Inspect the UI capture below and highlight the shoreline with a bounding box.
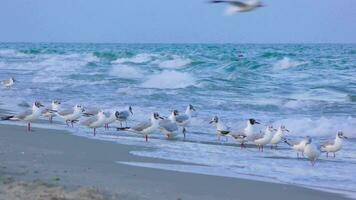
[0,123,352,200]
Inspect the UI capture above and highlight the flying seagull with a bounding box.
[210,0,264,15]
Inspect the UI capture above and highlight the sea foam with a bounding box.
[273,57,307,70]
[110,65,144,79]
[140,71,195,89]
[158,56,191,69]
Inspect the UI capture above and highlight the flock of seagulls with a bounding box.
[0,74,350,166]
[209,116,349,166]
[0,93,349,166]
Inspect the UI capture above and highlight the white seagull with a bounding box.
[118,112,163,142]
[284,136,309,158]
[56,104,85,127]
[1,101,44,131]
[321,131,348,158]
[270,125,289,149]
[1,77,16,88]
[210,0,264,15]
[81,110,106,136]
[103,111,119,130]
[303,137,321,166]
[252,125,276,152]
[243,118,261,141]
[170,104,196,138]
[159,110,179,139]
[42,100,61,123]
[115,106,133,127]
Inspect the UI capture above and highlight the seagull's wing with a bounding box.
[118,111,130,120]
[160,120,178,132]
[81,116,98,126]
[175,114,189,123]
[84,108,100,116]
[15,110,32,120]
[58,108,74,116]
[251,134,264,141]
[131,121,151,132]
[288,140,301,146]
[321,140,334,147]
[42,106,54,114]
[210,0,246,6]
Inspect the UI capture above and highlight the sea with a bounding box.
[0,43,355,198]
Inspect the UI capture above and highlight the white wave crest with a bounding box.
[273,57,307,70]
[140,71,196,89]
[273,116,356,138]
[0,49,29,58]
[110,65,144,79]
[158,56,191,69]
[113,53,153,64]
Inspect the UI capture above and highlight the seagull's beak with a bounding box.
[343,136,348,139]
[39,103,45,107]
[285,129,290,132]
[255,121,260,124]
[209,120,214,124]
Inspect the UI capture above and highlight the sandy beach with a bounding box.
[0,122,351,200]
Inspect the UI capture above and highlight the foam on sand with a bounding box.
[140,70,196,89]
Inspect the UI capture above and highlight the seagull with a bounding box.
[321,131,348,158]
[303,137,320,166]
[210,0,264,15]
[209,116,231,141]
[1,101,44,131]
[252,125,276,152]
[81,110,106,136]
[118,112,163,142]
[159,110,179,139]
[1,77,16,88]
[209,116,247,147]
[243,118,261,141]
[270,125,289,149]
[56,105,85,127]
[284,136,309,158]
[103,111,119,130]
[42,100,61,123]
[115,106,133,127]
[170,104,195,138]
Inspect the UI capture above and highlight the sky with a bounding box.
[0,0,355,43]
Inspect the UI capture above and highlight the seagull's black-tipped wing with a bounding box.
[209,0,246,7]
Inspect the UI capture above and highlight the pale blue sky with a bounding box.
[0,0,355,43]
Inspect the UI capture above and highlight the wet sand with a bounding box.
[0,123,352,200]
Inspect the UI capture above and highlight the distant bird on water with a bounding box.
[1,77,16,88]
[209,0,264,15]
